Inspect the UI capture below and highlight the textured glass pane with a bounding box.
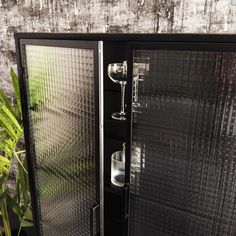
[23,45,96,236]
[130,50,236,236]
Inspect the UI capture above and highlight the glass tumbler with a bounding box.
[111,150,125,187]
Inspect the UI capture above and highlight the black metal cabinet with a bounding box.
[15,33,236,236]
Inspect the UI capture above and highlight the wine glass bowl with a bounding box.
[107,61,127,121]
[107,63,127,85]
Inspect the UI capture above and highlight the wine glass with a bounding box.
[107,61,127,121]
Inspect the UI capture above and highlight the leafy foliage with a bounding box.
[0,68,33,236]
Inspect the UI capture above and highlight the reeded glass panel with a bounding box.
[130,50,236,236]
[23,45,96,236]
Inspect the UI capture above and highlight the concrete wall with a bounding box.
[1,0,236,93]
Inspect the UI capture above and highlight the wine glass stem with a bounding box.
[120,83,126,115]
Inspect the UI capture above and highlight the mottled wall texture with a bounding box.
[1,0,236,92]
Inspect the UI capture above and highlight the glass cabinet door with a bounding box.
[18,40,103,236]
[127,43,236,236]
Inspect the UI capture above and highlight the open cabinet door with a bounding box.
[126,42,236,236]
[15,39,104,236]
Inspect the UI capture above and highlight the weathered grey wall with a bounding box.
[1,0,236,93]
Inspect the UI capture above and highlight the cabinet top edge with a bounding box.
[14,32,236,43]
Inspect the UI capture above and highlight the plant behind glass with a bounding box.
[0,68,33,236]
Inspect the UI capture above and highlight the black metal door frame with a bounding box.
[15,38,103,236]
[125,41,236,236]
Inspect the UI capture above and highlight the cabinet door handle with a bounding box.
[90,204,99,236]
[133,75,144,113]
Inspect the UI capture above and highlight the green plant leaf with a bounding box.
[0,114,17,140]
[15,150,26,155]
[0,190,7,204]
[18,155,30,205]
[0,105,22,141]
[12,205,23,221]
[1,105,22,134]
[3,139,14,149]
[0,68,31,236]
[7,196,23,220]
[0,141,12,157]
[0,89,19,121]
[23,157,30,197]
[0,155,11,174]
[0,128,7,139]
[20,206,33,227]
[15,171,21,204]
[17,206,33,236]
[10,68,22,116]
[0,173,6,188]
[15,152,28,175]
[0,155,10,165]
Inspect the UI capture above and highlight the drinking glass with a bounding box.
[111,150,125,187]
[107,61,127,121]
[111,143,142,188]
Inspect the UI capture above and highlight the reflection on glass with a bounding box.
[130,144,142,187]
[132,58,150,112]
[107,61,127,121]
